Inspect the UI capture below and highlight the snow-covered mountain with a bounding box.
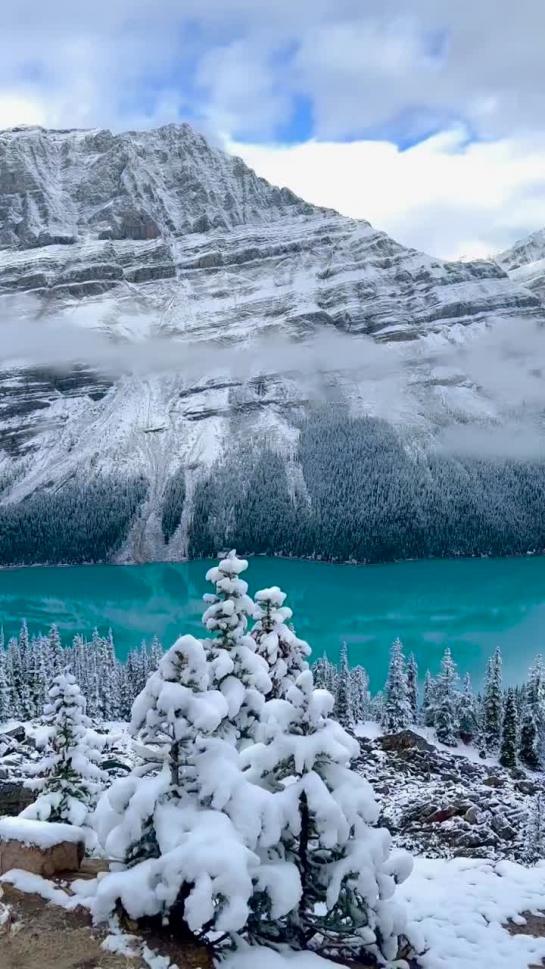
[497,228,545,303]
[1,123,545,566]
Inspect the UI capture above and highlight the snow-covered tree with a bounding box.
[48,624,64,673]
[382,638,411,733]
[420,670,435,727]
[22,673,104,826]
[27,636,49,716]
[0,645,11,722]
[434,648,459,747]
[96,634,230,869]
[312,653,338,696]
[350,664,370,723]
[519,699,540,770]
[335,642,354,730]
[406,653,418,723]
[499,687,518,769]
[251,586,310,698]
[524,793,545,865]
[458,672,479,743]
[483,647,503,753]
[244,668,412,963]
[94,630,294,941]
[527,655,545,759]
[202,550,271,743]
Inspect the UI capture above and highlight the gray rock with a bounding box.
[379,730,435,753]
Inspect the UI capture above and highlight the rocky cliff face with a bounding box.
[0,124,544,565]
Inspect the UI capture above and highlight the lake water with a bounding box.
[0,556,545,689]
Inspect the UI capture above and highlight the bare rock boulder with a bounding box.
[379,729,435,753]
[0,817,85,877]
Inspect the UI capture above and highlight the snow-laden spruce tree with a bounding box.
[94,629,298,940]
[406,653,418,724]
[382,638,411,733]
[524,793,545,865]
[350,665,370,723]
[458,672,479,743]
[312,653,338,696]
[527,655,545,759]
[22,672,104,826]
[251,586,310,698]
[519,695,540,770]
[483,647,503,753]
[202,550,272,743]
[0,644,11,723]
[47,624,64,673]
[335,642,354,730]
[420,670,436,727]
[499,687,518,768]
[434,648,459,747]
[243,667,412,964]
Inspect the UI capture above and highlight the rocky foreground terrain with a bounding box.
[0,719,540,865]
[1,124,545,565]
[2,720,545,969]
[358,728,540,861]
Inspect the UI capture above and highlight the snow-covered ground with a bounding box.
[402,857,545,969]
[5,858,545,969]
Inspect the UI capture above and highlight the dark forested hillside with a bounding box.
[189,411,545,564]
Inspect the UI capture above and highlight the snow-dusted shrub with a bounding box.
[21,672,105,826]
[243,669,412,964]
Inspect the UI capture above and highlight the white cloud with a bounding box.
[0,92,46,128]
[2,1,545,258]
[230,128,545,258]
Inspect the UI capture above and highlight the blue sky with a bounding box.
[1,0,545,257]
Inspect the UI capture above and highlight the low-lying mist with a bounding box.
[1,294,545,459]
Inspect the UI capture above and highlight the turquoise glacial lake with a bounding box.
[1,556,545,689]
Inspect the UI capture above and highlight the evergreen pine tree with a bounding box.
[0,644,11,722]
[483,647,503,753]
[6,636,22,718]
[311,654,328,689]
[382,638,411,732]
[406,652,418,723]
[48,624,64,673]
[434,648,459,747]
[245,667,412,962]
[458,672,479,743]
[527,655,545,759]
[323,653,338,695]
[335,641,354,730]
[421,670,435,727]
[524,793,545,864]
[349,665,370,723]
[94,615,295,939]
[251,586,310,698]
[202,550,271,743]
[17,622,33,719]
[499,687,518,768]
[520,696,541,770]
[22,673,104,826]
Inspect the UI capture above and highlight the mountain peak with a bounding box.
[496,226,545,303]
[0,123,318,250]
